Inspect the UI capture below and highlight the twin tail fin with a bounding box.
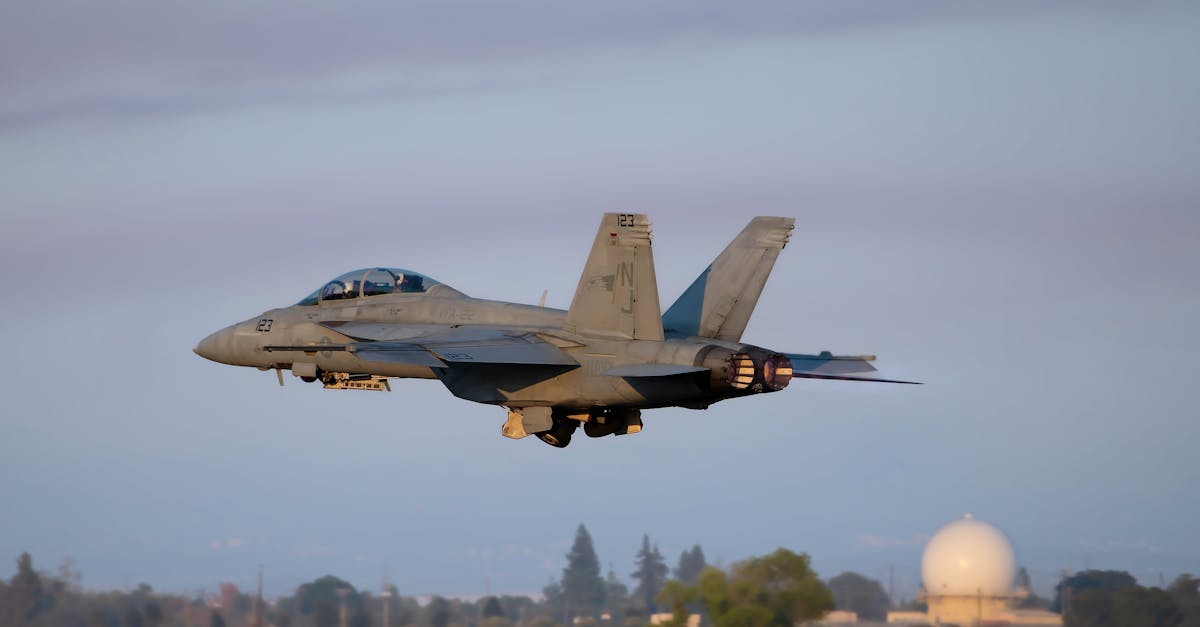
[662,216,794,342]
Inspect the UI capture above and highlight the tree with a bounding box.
[1054,569,1138,613]
[561,524,606,618]
[1110,586,1182,626]
[1067,586,1182,627]
[827,572,890,621]
[673,546,707,586]
[604,567,630,621]
[481,596,505,619]
[426,596,452,627]
[1168,575,1200,627]
[631,535,668,613]
[210,610,227,627]
[655,580,694,627]
[687,549,834,627]
[732,549,834,625]
[12,552,54,622]
[297,576,359,614]
[1015,567,1051,609]
[125,606,146,627]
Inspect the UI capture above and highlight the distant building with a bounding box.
[884,515,1061,626]
[649,612,700,627]
[220,582,239,611]
[815,609,859,624]
[885,611,927,624]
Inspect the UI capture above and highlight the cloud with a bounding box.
[208,537,251,551]
[0,0,1056,132]
[294,543,339,558]
[446,544,562,572]
[855,533,929,549]
[1079,539,1163,555]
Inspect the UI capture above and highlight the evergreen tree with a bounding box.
[561,524,606,618]
[631,535,669,613]
[673,546,707,585]
[12,552,54,621]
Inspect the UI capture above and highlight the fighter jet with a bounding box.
[195,214,916,447]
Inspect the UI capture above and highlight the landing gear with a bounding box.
[584,420,621,438]
[536,416,578,448]
[509,408,642,448]
[583,409,642,438]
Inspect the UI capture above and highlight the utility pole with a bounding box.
[889,563,895,608]
[381,577,392,627]
[337,588,351,627]
[254,565,264,627]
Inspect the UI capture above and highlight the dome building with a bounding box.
[884,515,1061,626]
[920,514,1020,624]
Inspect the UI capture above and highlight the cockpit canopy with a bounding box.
[296,268,444,305]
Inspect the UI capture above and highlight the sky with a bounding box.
[1,0,1198,602]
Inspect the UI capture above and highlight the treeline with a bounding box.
[1053,570,1200,626]
[8,528,1197,627]
[0,525,836,627]
[543,525,833,626]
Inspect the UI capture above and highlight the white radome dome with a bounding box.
[921,515,1017,597]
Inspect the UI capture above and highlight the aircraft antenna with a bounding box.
[538,290,548,307]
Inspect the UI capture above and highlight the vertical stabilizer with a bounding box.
[662,216,794,342]
[566,213,664,341]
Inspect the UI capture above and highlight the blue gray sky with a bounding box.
[1,0,1198,600]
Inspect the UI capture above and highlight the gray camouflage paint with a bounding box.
[195,214,907,446]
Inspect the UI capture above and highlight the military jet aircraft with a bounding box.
[195,214,916,447]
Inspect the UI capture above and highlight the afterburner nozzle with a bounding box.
[762,353,792,390]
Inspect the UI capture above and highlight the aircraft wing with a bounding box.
[325,322,579,366]
[785,352,920,384]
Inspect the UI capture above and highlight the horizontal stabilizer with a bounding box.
[792,372,921,385]
[785,351,878,376]
[602,364,709,377]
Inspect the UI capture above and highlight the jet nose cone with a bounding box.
[194,330,225,363]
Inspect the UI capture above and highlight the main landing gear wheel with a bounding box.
[536,417,578,448]
[584,420,622,438]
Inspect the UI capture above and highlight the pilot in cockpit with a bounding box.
[399,274,424,293]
